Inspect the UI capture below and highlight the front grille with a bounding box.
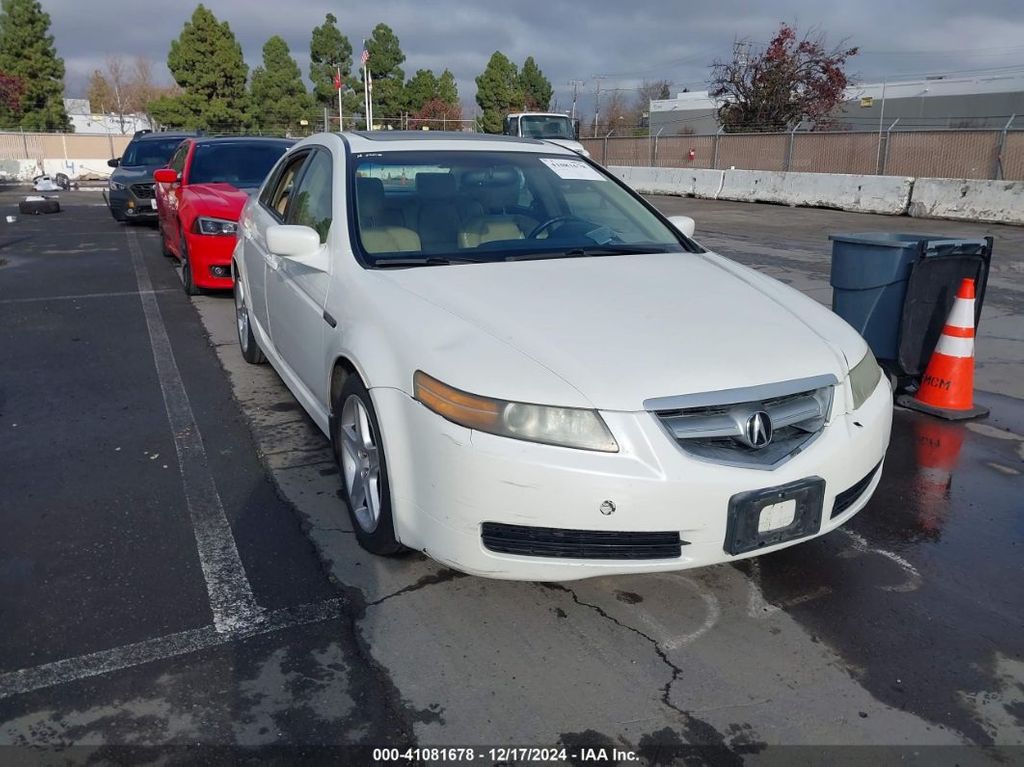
[481,522,684,560]
[649,376,836,470]
[831,462,882,518]
[131,183,155,199]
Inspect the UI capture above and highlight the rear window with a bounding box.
[188,142,291,188]
[121,138,186,167]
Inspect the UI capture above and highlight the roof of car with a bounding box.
[340,130,572,155]
[132,132,194,142]
[191,136,295,147]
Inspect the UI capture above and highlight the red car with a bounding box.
[154,136,293,294]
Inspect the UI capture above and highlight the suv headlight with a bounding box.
[108,179,125,191]
[195,217,239,236]
[848,350,882,410]
[414,371,618,452]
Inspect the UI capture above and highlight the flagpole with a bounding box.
[368,68,374,129]
[342,66,350,133]
[362,40,370,131]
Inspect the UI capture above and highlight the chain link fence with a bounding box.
[4,125,1021,182]
[582,128,1024,180]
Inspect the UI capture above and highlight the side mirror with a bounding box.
[267,224,322,261]
[668,215,696,238]
[153,168,180,184]
[573,119,581,140]
[107,157,120,168]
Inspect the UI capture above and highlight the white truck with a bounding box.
[502,112,589,157]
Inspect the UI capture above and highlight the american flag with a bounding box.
[360,47,369,66]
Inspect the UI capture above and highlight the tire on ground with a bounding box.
[333,375,406,556]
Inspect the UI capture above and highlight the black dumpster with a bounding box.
[828,233,992,383]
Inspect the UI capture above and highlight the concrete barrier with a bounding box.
[0,157,112,183]
[718,169,913,215]
[908,178,1024,225]
[609,166,724,199]
[41,158,113,180]
[0,159,41,182]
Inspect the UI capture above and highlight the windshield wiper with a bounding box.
[505,246,668,262]
[372,256,490,268]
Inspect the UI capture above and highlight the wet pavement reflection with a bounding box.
[745,392,1024,744]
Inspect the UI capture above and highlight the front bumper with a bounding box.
[106,186,157,219]
[184,230,236,289]
[373,377,893,581]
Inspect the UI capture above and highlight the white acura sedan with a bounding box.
[232,131,892,581]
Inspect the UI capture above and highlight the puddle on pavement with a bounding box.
[744,393,1024,744]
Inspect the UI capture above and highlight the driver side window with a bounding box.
[169,143,188,174]
[262,151,309,221]
[286,150,333,243]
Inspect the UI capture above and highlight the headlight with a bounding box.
[414,371,618,452]
[848,350,882,410]
[108,179,125,191]
[195,217,239,236]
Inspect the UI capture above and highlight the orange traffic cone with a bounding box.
[897,278,989,420]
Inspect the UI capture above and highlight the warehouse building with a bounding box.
[649,73,1024,135]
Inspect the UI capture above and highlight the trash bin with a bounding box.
[829,233,992,380]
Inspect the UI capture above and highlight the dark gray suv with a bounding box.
[104,132,193,223]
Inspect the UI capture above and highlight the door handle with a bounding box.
[266,254,281,272]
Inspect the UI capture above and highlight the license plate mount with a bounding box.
[725,477,825,556]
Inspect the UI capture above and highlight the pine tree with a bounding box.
[404,69,439,113]
[475,52,521,134]
[519,57,552,111]
[251,36,312,133]
[437,70,459,106]
[0,0,70,130]
[363,23,406,121]
[149,4,250,130]
[310,12,354,115]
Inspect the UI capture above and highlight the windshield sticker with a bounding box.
[539,157,606,181]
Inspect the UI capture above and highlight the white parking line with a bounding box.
[0,597,346,700]
[127,229,262,633]
[0,289,175,305]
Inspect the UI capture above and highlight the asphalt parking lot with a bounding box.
[1,190,1021,760]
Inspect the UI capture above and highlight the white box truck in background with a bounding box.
[503,113,590,157]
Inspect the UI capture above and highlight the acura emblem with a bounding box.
[744,411,773,449]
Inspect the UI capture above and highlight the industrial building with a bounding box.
[649,73,1024,135]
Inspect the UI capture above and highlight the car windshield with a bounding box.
[189,142,290,188]
[518,116,574,140]
[351,150,686,266]
[120,138,185,167]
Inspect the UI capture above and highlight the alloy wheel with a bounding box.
[339,394,382,533]
[234,281,249,353]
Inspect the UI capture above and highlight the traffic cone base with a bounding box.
[896,393,988,421]
[897,277,988,421]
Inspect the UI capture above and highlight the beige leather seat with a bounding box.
[357,176,421,253]
[459,216,525,248]
[415,173,459,251]
[362,227,421,254]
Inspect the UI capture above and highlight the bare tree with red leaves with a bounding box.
[0,70,25,119]
[409,98,464,130]
[709,24,858,133]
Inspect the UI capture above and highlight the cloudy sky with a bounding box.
[47,0,1024,118]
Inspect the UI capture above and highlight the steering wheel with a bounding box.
[527,215,591,240]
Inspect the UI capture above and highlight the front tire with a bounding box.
[333,376,405,556]
[234,270,265,365]
[180,235,200,296]
[158,220,174,257]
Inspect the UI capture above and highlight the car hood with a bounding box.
[378,251,867,411]
[111,165,160,185]
[184,183,251,218]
